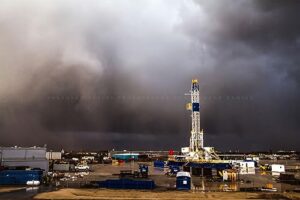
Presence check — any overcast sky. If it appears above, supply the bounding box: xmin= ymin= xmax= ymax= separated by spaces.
xmin=0 ymin=0 xmax=299 ymax=151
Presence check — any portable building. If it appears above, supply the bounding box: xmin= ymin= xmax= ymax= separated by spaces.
xmin=271 ymin=164 xmax=285 ymax=176
xmin=176 ymin=171 xmax=191 ymax=190
xmin=46 ymin=152 xmax=62 ymax=160
xmin=0 ymin=146 xmax=48 ymax=172
xmin=238 ymin=161 xmax=255 ymax=175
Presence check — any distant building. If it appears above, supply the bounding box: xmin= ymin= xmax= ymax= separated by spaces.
xmin=0 ymin=146 xmax=49 ymax=172
xmin=81 ymin=156 xmax=95 ymax=161
xmin=46 ymin=151 xmax=62 ymax=160
xmin=111 ymin=153 xmax=139 ymax=160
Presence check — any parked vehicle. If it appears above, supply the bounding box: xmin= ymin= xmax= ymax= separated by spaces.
xmin=26 ymin=180 xmax=40 ymax=186
xmin=75 ymin=164 xmax=89 ymax=171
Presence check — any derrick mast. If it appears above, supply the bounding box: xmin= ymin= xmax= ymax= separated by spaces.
xmin=188 ymin=79 xmax=204 ymax=155
xmin=183 ymin=79 xmax=221 ymax=161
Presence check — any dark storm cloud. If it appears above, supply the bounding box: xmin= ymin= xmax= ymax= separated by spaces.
xmin=0 ymin=0 xmax=299 ymax=151
xmin=185 ymin=0 xmax=300 ymax=150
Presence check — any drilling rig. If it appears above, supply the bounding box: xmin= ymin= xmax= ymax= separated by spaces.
xmin=186 ymin=79 xmax=220 ymax=161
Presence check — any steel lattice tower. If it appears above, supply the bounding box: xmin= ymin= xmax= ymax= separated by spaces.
xmin=189 ymin=79 xmax=204 ymax=153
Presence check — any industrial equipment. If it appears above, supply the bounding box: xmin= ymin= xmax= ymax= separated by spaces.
xmin=185 ymin=79 xmax=220 ymax=161
xmin=118 ymin=164 xmax=149 ymax=179
xmin=166 ymin=165 xmax=180 ymax=176
xmin=139 ymin=164 xmax=149 ymax=178
xmin=0 ymin=168 xmax=43 ymax=185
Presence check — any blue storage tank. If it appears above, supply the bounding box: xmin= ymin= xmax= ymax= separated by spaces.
xmin=96 ymin=179 xmax=155 ymax=189
xmin=0 ymin=170 xmax=43 ymax=185
xmin=176 ymin=172 xmax=191 ymax=190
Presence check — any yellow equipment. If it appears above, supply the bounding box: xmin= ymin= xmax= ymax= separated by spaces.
xmin=186 ymin=103 xmax=192 ymax=110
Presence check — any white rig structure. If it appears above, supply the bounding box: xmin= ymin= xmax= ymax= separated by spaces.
xmin=185 ymin=79 xmax=219 ymax=161
xmin=189 ymin=79 xmax=203 ymax=152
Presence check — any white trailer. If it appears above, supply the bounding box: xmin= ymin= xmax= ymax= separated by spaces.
xmin=271 ymin=164 xmax=285 ymax=176
xmin=238 ymin=161 xmax=255 ymax=174
xmin=46 ymin=152 xmax=62 ymax=160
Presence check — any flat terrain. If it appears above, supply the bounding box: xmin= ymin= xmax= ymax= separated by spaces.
xmin=0 ymin=187 xmax=25 ymax=193
xmin=58 ymin=162 xmax=300 ymax=192
xmin=34 ymin=188 xmax=300 ymax=200
xmin=1 ymin=160 xmax=300 ymax=199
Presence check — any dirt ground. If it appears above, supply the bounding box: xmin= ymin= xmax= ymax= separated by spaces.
xmin=2 ymin=160 xmax=300 ymax=199
xmin=34 ymin=188 xmax=300 ymax=200
xmin=59 ymin=162 xmax=299 ymax=192
xmin=0 ymin=187 xmax=25 ymax=193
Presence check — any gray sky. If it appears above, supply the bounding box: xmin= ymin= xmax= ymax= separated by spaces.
xmin=0 ymin=0 xmax=300 ymax=151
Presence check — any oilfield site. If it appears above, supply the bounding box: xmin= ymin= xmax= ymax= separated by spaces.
xmin=1 ymin=80 xmax=300 ymax=200
xmin=1 ymin=149 xmax=300 ymax=199
xmin=1 ymin=0 xmax=300 ymax=199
